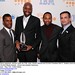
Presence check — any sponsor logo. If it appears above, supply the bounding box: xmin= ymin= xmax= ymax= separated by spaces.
xmin=14 ymin=0 xmax=31 ymax=4
xmin=11 ymin=15 xmax=15 ymax=19
xmin=40 ymin=0 xmax=55 ymax=5
xmin=63 ymin=0 xmax=75 ymax=7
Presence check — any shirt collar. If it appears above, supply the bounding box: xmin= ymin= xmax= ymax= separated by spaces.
xmin=23 ymin=15 xmax=30 ymax=21
xmin=4 ymin=26 xmax=11 ymax=33
xmin=63 ymin=23 xmax=71 ymax=31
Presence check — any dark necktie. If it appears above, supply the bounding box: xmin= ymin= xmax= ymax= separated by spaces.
xmin=61 ymin=27 xmax=64 ymax=34
xmin=9 ymin=30 xmax=13 ymax=43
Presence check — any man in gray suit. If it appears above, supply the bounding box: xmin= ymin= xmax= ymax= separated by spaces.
xmin=0 ymin=14 xmax=16 ymax=62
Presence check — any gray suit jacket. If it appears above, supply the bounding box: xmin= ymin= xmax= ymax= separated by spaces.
xmin=0 ymin=28 xmax=16 ymax=62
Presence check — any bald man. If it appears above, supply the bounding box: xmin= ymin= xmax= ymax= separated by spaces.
xmin=15 ymin=2 xmax=41 ymax=62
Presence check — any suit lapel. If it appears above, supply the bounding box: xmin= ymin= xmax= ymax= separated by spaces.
xmin=23 ymin=15 xmax=34 ymax=30
xmin=64 ymin=25 xmax=74 ymax=33
xmin=41 ymin=27 xmax=48 ymax=42
xmin=21 ymin=16 xmax=24 ymax=30
xmin=3 ymin=28 xmax=14 ymax=44
xmin=59 ymin=25 xmax=74 ymax=38
xmin=3 ymin=28 xmax=10 ymax=38
xmin=60 ymin=31 xmax=67 ymax=38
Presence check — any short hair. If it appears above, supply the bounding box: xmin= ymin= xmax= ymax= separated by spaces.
xmin=2 ymin=14 xmax=11 ymax=21
xmin=43 ymin=12 xmax=52 ymax=18
xmin=60 ymin=11 xmax=71 ymax=18
xmin=23 ymin=2 xmax=32 ymax=8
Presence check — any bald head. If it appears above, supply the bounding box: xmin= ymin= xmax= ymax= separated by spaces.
xmin=23 ymin=2 xmax=32 ymax=8
xmin=23 ymin=2 xmax=32 ymax=17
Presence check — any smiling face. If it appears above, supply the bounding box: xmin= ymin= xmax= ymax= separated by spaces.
xmin=43 ymin=13 xmax=52 ymax=26
xmin=60 ymin=13 xmax=71 ymax=27
xmin=23 ymin=2 xmax=32 ymax=17
xmin=3 ymin=16 xmax=12 ymax=29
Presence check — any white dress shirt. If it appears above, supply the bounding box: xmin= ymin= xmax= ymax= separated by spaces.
xmin=23 ymin=15 xmax=30 ymax=29
xmin=4 ymin=26 xmax=14 ymax=43
xmin=62 ymin=23 xmax=71 ymax=34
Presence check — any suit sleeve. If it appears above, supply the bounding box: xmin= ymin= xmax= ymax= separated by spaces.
xmin=15 ymin=17 xmax=20 ymax=42
xmin=32 ymin=19 xmax=41 ymax=50
xmin=70 ymin=31 xmax=75 ymax=61
xmin=0 ymin=34 xmax=5 ymax=61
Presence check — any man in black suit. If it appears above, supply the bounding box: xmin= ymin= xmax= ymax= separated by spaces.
xmin=39 ymin=12 xmax=61 ymax=62
xmin=58 ymin=11 xmax=75 ymax=62
xmin=0 ymin=14 xmax=16 ymax=62
xmin=15 ymin=2 xmax=41 ymax=62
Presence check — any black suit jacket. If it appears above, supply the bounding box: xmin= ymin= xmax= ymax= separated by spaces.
xmin=58 ymin=25 xmax=75 ymax=61
xmin=40 ymin=24 xmax=61 ymax=61
xmin=15 ymin=15 xmax=41 ymax=60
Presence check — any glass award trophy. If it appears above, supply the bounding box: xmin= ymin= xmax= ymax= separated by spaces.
xmin=20 ymin=32 xmax=27 ymax=51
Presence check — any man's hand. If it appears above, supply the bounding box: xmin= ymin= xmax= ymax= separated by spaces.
xmin=26 ymin=45 xmax=32 ymax=51
xmin=16 ymin=41 xmax=20 ymax=51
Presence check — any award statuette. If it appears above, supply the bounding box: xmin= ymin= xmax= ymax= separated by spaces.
xmin=20 ymin=32 xmax=27 ymax=51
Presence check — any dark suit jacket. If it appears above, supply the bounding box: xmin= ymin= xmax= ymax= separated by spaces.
xmin=15 ymin=15 xmax=41 ymax=60
xmin=58 ymin=25 xmax=75 ymax=62
xmin=0 ymin=28 xmax=16 ymax=62
xmin=40 ymin=23 xmax=61 ymax=61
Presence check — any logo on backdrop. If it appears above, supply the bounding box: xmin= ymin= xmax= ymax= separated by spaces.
xmin=39 ymin=0 xmax=55 ymax=5
xmin=14 ymin=0 xmax=31 ymax=4
xmin=63 ymin=0 xmax=75 ymax=7
xmin=11 ymin=15 xmax=15 ymax=19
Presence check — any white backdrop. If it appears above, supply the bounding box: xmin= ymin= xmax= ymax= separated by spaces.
xmin=0 ymin=0 xmax=75 ymax=30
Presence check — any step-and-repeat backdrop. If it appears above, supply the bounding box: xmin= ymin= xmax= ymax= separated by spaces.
xmin=0 ymin=0 xmax=75 ymax=29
